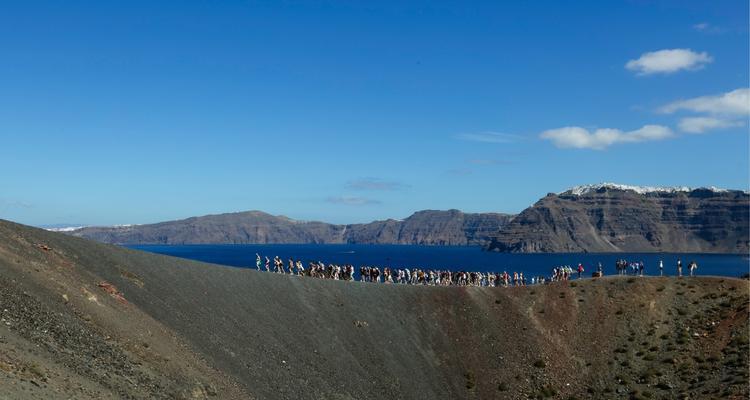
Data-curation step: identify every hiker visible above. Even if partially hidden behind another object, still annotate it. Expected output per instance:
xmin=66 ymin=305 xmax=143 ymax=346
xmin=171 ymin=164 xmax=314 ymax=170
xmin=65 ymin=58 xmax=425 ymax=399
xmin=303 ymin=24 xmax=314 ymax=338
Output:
xmin=689 ymin=261 xmax=698 ymax=276
xmin=296 ymin=260 xmax=304 ymax=275
xmin=577 ymin=263 xmax=584 ymax=279
xmin=597 ymin=262 xmax=603 ymax=276
xmin=288 ymin=258 xmax=295 ymax=275
xmin=677 ymin=259 xmax=682 ymax=277
xmin=265 ymin=256 xmax=271 ymax=272
xmin=659 ymin=260 xmax=663 ymax=276
xmin=638 ymin=261 xmax=644 ymax=277
xmin=255 ymin=253 xmax=262 ymax=270
xmin=273 ymin=256 xmax=283 ymax=273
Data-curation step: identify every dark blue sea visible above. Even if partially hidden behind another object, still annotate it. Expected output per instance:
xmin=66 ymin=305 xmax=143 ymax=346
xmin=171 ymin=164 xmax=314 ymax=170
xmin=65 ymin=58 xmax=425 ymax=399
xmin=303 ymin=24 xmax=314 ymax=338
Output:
xmin=128 ymin=244 xmax=750 ymax=279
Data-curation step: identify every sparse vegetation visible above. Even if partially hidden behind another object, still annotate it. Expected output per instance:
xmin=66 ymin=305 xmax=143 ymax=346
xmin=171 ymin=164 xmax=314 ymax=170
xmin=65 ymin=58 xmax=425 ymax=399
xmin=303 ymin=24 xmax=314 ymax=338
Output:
xmin=465 ymin=371 xmax=476 ymax=390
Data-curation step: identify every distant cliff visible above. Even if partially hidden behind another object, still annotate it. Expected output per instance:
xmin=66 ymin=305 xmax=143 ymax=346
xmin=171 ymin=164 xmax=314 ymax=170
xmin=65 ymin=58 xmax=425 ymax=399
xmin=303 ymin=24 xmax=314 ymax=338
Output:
xmin=69 ymin=210 xmax=514 ymax=246
xmin=486 ymin=184 xmax=750 ymax=254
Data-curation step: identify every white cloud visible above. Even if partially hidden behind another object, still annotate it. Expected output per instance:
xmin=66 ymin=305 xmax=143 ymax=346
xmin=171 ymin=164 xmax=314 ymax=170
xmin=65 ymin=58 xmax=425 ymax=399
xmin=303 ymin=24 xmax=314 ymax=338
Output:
xmin=625 ymin=49 xmax=712 ymax=75
xmin=456 ymin=131 xmax=520 ymax=143
xmin=660 ymin=88 xmax=750 ymax=116
xmin=678 ymin=117 xmax=743 ymax=134
xmin=540 ymin=125 xmax=673 ymax=150
xmin=325 ymin=196 xmax=380 ymax=206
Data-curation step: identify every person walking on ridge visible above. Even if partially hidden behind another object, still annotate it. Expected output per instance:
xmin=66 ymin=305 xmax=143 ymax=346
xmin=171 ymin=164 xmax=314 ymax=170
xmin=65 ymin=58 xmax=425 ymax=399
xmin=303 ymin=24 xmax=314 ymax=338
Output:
xmin=689 ymin=261 xmax=698 ymax=276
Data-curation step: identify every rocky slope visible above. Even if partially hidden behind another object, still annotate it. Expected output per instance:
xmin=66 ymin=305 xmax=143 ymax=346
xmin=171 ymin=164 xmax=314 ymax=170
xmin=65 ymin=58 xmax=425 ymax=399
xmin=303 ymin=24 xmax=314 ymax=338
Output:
xmin=67 ymin=210 xmax=513 ymax=246
xmin=1 ymin=219 xmax=747 ymax=399
xmin=487 ymin=184 xmax=750 ymax=253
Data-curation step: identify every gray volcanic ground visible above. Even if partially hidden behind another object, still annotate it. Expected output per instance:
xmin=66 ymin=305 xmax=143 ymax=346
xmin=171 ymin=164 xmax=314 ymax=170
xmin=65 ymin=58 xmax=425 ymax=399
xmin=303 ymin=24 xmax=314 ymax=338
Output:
xmin=0 ymin=219 xmax=748 ymax=399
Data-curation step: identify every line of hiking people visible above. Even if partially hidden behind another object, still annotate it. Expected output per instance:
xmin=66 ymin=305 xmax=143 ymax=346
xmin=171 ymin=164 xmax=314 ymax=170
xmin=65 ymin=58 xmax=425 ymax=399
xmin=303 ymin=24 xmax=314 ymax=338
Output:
xmin=616 ymin=258 xmax=698 ymax=277
xmin=254 ymin=254 xmax=532 ymax=286
xmin=253 ymin=254 xmax=699 ymax=286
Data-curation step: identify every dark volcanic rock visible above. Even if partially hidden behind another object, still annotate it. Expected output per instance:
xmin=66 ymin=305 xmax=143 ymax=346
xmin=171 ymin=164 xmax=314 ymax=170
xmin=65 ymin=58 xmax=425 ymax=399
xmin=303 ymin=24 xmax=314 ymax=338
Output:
xmin=70 ymin=210 xmax=513 ymax=246
xmin=487 ymin=184 xmax=750 ymax=253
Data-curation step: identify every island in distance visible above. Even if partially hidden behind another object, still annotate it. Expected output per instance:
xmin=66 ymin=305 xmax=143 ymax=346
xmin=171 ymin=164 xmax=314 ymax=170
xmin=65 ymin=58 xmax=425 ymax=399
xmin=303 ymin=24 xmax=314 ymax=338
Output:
xmin=66 ymin=183 xmax=749 ymax=254
xmin=67 ymin=209 xmax=514 ymax=246
xmin=487 ymin=184 xmax=750 ymax=254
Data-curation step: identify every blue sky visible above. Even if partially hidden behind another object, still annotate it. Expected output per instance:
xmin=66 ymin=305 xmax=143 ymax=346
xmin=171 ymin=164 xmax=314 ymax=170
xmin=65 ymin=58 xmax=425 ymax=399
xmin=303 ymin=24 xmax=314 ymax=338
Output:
xmin=1 ymin=0 xmax=748 ymax=226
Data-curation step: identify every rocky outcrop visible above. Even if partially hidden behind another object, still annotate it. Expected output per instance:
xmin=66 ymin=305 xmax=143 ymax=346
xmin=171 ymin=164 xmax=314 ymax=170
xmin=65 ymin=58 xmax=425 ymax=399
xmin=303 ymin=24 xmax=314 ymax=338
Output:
xmin=487 ymin=184 xmax=750 ymax=253
xmin=69 ymin=210 xmax=513 ymax=246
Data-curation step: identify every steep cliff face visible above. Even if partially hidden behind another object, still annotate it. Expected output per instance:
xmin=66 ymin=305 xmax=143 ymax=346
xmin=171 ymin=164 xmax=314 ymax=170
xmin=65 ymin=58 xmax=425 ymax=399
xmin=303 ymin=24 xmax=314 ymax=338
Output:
xmin=345 ymin=210 xmax=513 ymax=245
xmin=487 ymin=184 xmax=750 ymax=253
xmin=69 ymin=210 xmax=513 ymax=246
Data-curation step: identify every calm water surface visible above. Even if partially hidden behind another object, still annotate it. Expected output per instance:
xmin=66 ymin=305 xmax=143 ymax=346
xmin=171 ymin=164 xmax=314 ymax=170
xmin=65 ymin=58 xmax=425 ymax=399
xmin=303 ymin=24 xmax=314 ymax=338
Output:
xmin=129 ymin=244 xmax=750 ymax=279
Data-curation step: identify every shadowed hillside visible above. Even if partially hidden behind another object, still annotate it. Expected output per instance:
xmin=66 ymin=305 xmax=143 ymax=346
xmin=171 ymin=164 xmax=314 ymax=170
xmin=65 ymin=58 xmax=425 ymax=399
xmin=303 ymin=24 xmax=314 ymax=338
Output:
xmin=0 ymin=219 xmax=748 ymax=399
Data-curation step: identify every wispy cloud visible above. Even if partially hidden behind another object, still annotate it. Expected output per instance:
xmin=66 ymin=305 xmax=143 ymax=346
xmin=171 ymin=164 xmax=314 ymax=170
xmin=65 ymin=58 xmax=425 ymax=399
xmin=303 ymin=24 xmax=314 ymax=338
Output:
xmin=456 ymin=131 xmax=521 ymax=144
xmin=325 ymin=196 xmax=381 ymax=206
xmin=626 ymin=49 xmax=712 ymax=75
xmin=345 ymin=178 xmax=409 ymax=191
xmin=660 ymin=88 xmax=749 ymax=133
xmin=444 ymin=168 xmax=472 ymax=176
xmin=467 ymin=158 xmax=512 ymax=166
xmin=0 ymin=198 xmax=34 ymax=209
xmin=540 ymin=125 xmax=673 ymax=150
xmin=678 ymin=117 xmax=743 ymax=134
xmin=693 ymin=22 xmax=710 ymax=31
xmin=660 ymin=88 xmax=749 ymax=116
xmin=692 ymin=22 xmax=725 ymax=34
